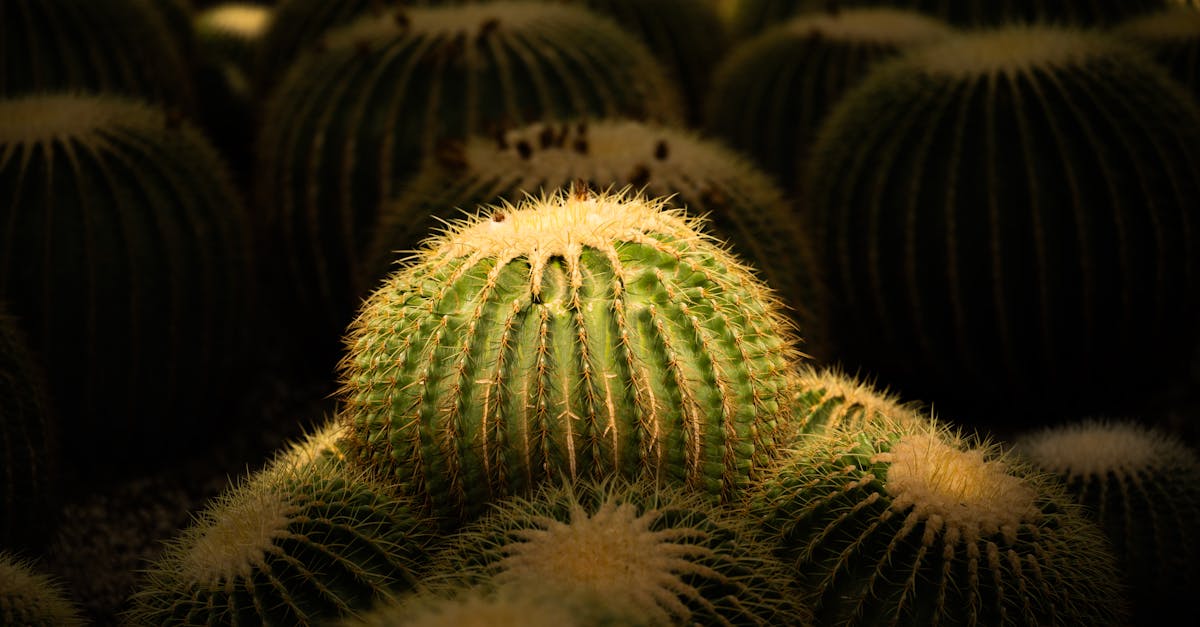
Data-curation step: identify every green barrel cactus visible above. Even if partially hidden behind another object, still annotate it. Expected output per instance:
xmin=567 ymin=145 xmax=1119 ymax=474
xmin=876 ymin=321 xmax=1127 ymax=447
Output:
xmin=705 ymin=7 xmax=953 ymax=195
xmin=750 ymin=415 xmax=1130 ymax=626
xmin=1115 ymin=5 xmax=1200 ymax=99
xmin=1014 ymin=418 xmax=1200 ymax=626
xmin=0 ymin=552 xmax=85 ymax=627
xmin=366 ymin=117 xmax=826 ymax=349
xmin=804 ymin=26 xmax=1200 ymax=425
xmin=340 ymin=188 xmax=802 ymax=524
xmin=123 ymin=453 xmax=441 ymax=626
xmin=0 ymin=306 xmax=56 ymax=550
xmin=789 ymin=364 xmax=922 ymax=436
xmin=1 ymin=0 xmax=193 ymax=107
xmin=340 ymin=583 xmax=633 ymax=627
xmin=255 ymin=1 xmax=684 ymax=352
xmin=419 ymin=477 xmax=812 ymax=626
xmin=0 ymin=93 xmax=258 ymax=477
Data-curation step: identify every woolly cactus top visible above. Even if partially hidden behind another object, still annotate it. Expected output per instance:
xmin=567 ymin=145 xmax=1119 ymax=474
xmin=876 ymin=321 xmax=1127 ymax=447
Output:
xmin=178 ymin=481 xmax=295 ymax=586
xmin=1016 ymin=419 xmax=1199 ymax=479
xmin=0 ymin=93 xmax=167 ymax=144
xmin=776 ymin=7 xmax=952 ymax=44
xmin=908 ymin=26 xmax=1123 ymax=77
xmin=197 ymin=3 xmax=273 ymax=38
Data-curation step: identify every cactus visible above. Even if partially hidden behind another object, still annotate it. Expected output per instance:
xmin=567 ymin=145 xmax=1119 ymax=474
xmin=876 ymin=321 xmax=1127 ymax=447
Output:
xmin=123 ymin=453 xmax=441 ymax=626
xmin=789 ymin=364 xmax=923 ymax=436
xmin=0 ymin=0 xmax=192 ymax=107
xmin=0 ymin=305 xmax=57 ymax=551
xmin=749 ymin=415 xmax=1131 ymax=626
xmin=339 ymin=584 xmax=631 ymax=627
xmin=1013 ymin=418 xmax=1200 ymax=626
xmin=804 ymin=26 xmax=1200 ymax=426
xmin=0 ymin=552 xmax=85 ymax=627
xmin=255 ymin=1 xmax=685 ymax=353
xmin=0 ymin=93 xmax=258 ymax=477
xmin=705 ymin=7 xmax=953 ymax=195
xmin=418 ymin=477 xmax=812 ymax=626
xmin=1115 ymin=5 xmax=1200 ymax=100
xmin=366 ymin=117 xmax=827 ymax=349
xmin=339 ymin=188 xmax=801 ymax=524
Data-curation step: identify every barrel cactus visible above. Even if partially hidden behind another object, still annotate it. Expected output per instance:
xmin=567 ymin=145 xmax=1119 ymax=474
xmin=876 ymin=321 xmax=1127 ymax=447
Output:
xmin=340 ymin=188 xmax=801 ymax=524
xmin=1115 ymin=5 xmax=1200 ymax=99
xmin=0 ymin=93 xmax=258 ymax=477
xmin=367 ymin=117 xmax=826 ymax=347
xmin=419 ymin=477 xmax=812 ymax=626
xmin=750 ymin=415 xmax=1131 ymax=626
xmin=0 ymin=552 xmax=85 ymax=627
xmin=705 ymin=7 xmax=953 ymax=194
xmin=1014 ymin=418 xmax=1200 ymax=626
xmin=255 ymin=1 xmax=684 ymax=352
xmin=804 ymin=26 xmax=1200 ymax=425
xmin=340 ymin=584 xmax=632 ymax=627
xmin=1 ymin=0 xmax=192 ymax=107
xmin=789 ymin=364 xmax=922 ymax=436
xmin=123 ymin=453 xmax=440 ymax=626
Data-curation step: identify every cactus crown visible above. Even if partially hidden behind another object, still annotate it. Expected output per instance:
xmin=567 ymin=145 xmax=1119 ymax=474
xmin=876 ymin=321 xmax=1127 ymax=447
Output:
xmin=199 ymin=3 xmax=272 ymax=36
xmin=909 ymin=26 xmax=1123 ymax=77
xmin=778 ymin=7 xmax=952 ymax=44
xmin=0 ymin=93 xmax=156 ymax=144
xmin=1016 ymin=418 xmax=1197 ymax=479
xmin=178 ymin=480 xmax=296 ymax=586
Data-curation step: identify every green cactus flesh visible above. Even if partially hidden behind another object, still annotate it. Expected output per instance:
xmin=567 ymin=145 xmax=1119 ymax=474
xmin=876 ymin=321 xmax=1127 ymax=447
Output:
xmin=1014 ymin=419 xmax=1200 ymax=625
xmin=340 ymin=189 xmax=801 ymax=524
xmin=788 ymin=364 xmax=923 ymax=437
xmin=123 ymin=455 xmax=440 ymax=626
xmin=419 ymin=477 xmax=812 ymax=626
xmin=366 ymin=117 xmax=827 ymax=348
xmin=750 ymin=416 xmax=1130 ymax=626
xmin=804 ymin=26 xmax=1200 ymax=423
xmin=0 ymin=552 xmax=85 ymax=627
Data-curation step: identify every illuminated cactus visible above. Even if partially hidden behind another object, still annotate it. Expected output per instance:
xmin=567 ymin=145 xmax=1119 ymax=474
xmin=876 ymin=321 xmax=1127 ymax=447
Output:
xmin=339 ymin=188 xmax=801 ymax=524
xmin=750 ymin=415 xmax=1131 ymax=626
xmin=0 ymin=306 xmax=56 ymax=550
xmin=789 ymin=364 xmax=921 ymax=436
xmin=366 ymin=118 xmax=827 ymax=348
xmin=255 ymin=1 xmax=684 ymax=350
xmin=0 ymin=94 xmax=257 ymax=476
xmin=706 ymin=7 xmax=953 ymax=194
xmin=0 ymin=552 xmax=85 ymax=627
xmin=123 ymin=453 xmax=440 ymax=626
xmin=1115 ymin=5 xmax=1200 ymax=99
xmin=0 ymin=0 xmax=192 ymax=107
xmin=804 ymin=26 xmax=1200 ymax=425
xmin=418 ymin=477 xmax=812 ymax=626
xmin=1014 ymin=419 xmax=1200 ymax=626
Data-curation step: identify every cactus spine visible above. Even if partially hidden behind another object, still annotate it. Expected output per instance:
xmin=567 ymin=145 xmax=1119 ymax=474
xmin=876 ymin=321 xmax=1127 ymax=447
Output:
xmin=789 ymin=365 xmax=922 ymax=436
xmin=804 ymin=26 xmax=1200 ymax=425
xmin=1014 ymin=419 xmax=1200 ymax=626
xmin=0 ymin=552 xmax=85 ymax=627
xmin=750 ymin=416 xmax=1131 ymax=626
xmin=340 ymin=188 xmax=801 ymax=524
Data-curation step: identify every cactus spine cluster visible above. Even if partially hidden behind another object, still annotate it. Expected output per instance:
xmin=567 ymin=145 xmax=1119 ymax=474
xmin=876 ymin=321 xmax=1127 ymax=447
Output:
xmin=0 ymin=552 xmax=85 ymax=627
xmin=750 ymin=416 xmax=1130 ymax=626
xmin=789 ymin=365 xmax=922 ymax=436
xmin=1014 ymin=419 xmax=1200 ymax=625
xmin=0 ymin=93 xmax=258 ymax=474
xmin=804 ymin=26 xmax=1200 ymax=423
xmin=340 ymin=188 xmax=801 ymax=523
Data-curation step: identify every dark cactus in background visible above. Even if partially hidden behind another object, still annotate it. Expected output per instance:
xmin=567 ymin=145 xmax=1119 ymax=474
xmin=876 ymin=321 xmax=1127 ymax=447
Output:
xmin=254 ymin=1 xmax=684 ymax=356
xmin=1115 ymin=4 xmax=1200 ymax=101
xmin=0 ymin=94 xmax=258 ymax=480
xmin=805 ymin=26 xmax=1200 ymax=426
xmin=0 ymin=305 xmax=56 ymax=551
xmin=340 ymin=189 xmax=801 ymax=524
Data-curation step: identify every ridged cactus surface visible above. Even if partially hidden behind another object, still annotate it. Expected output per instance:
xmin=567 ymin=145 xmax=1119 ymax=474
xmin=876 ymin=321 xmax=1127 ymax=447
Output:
xmin=255 ymin=1 xmax=684 ymax=347
xmin=789 ymin=365 xmax=922 ymax=436
xmin=0 ymin=552 xmax=84 ymax=627
xmin=0 ymin=306 xmax=56 ymax=551
xmin=750 ymin=416 xmax=1130 ymax=626
xmin=805 ymin=27 xmax=1200 ymax=424
xmin=340 ymin=189 xmax=801 ymax=523
xmin=367 ymin=118 xmax=826 ymax=346
xmin=1014 ymin=419 xmax=1200 ymax=626
xmin=0 ymin=93 xmax=257 ymax=475
xmin=420 ymin=477 xmax=812 ymax=626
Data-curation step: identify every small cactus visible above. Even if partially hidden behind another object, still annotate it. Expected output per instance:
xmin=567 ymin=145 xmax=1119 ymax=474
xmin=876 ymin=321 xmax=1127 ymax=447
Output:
xmin=1013 ymin=418 xmax=1200 ymax=626
xmin=750 ymin=415 xmax=1131 ymax=626
xmin=0 ymin=552 xmax=85 ymax=627
xmin=419 ymin=477 xmax=812 ymax=626
xmin=789 ymin=364 xmax=922 ymax=436
xmin=340 ymin=187 xmax=802 ymax=524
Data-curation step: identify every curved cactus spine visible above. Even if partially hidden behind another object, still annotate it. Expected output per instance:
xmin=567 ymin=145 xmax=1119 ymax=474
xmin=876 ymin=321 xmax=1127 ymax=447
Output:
xmin=367 ymin=118 xmax=828 ymax=352
xmin=123 ymin=454 xmax=441 ymax=626
xmin=1014 ymin=418 xmax=1200 ymax=626
xmin=0 ymin=552 xmax=85 ymax=627
xmin=789 ymin=364 xmax=922 ymax=436
xmin=750 ymin=415 xmax=1131 ymax=626
xmin=0 ymin=0 xmax=193 ymax=107
xmin=1115 ymin=6 xmax=1200 ymax=100
xmin=804 ymin=26 xmax=1200 ymax=425
xmin=255 ymin=1 xmax=685 ymax=350
xmin=419 ymin=477 xmax=812 ymax=626
xmin=705 ymin=7 xmax=954 ymax=195
xmin=0 ymin=306 xmax=57 ymax=551
xmin=0 ymin=93 xmax=258 ymax=477
xmin=340 ymin=188 xmax=802 ymax=524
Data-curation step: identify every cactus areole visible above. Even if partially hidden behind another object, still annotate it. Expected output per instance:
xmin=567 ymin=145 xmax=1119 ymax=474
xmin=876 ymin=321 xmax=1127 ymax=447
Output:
xmin=339 ymin=189 xmax=800 ymax=522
